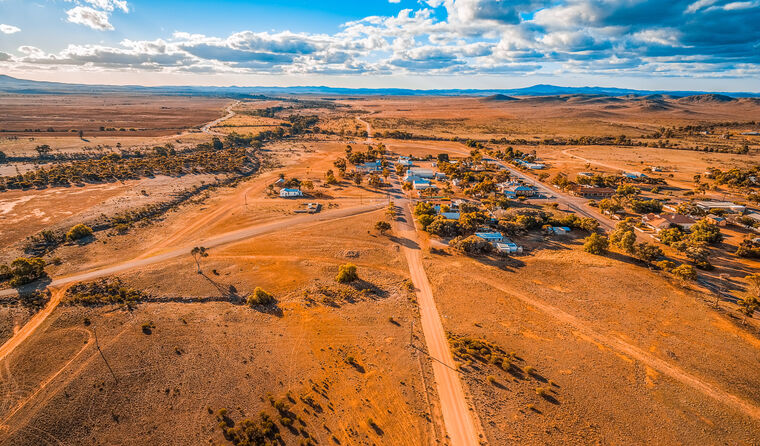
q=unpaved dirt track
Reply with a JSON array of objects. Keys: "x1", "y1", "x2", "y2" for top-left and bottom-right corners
[
  {"x1": 396, "y1": 199, "x2": 482, "y2": 446},
  {"x1": 200, "y1": 101, "x2": 239, "y2": 135},
  {"x1": 0, "y1": 287, "x2": 68, "y2": 363},
  {"x1": 479, "y1": 275, "x2": 760, "y2": 423},
  {"x1": 0, "y1": 202, "x2": 384, "y2": 363},
  {"x1": 366, "y1": 117, "x2": 482, "y2": 445}
]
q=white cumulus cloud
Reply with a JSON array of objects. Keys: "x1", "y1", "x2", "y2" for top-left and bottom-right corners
[
  {"x1": 0, "y1": 24, "x2": 21, "y2": 34},
  {"x1": 66, "y1": 6, "x2": 114, "y2": 30}
]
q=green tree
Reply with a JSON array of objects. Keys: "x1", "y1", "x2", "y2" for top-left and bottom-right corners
[
  {"x1": 190, "y1": 246, "x2": 209, "y2": 274},
  {"x1": 336, "y1": 263, "x2": 359, "y2": 283},
  {"x1": 672, "y1": 264, "x2": 697, "y2": 282},
  {"x1": 598, "y1": 198, "x2": 623, "y2": 215},
  {"x1": 9, "y1": 257, "x2": 46, "y2": 287},
  {"x1": 66, "y1": 224, "x2": 93, "y2": 242},
  {"x1": 658, "y1": 227, "x2": 684, "y2": 246},
  {"x1": 616, "y1": 184, "x2": 640, "y2": 197},
  {"x1": 689, "y1": 219, "x2": 723, "y2": 244},
  {"x1": 583, "y1": 233, "x2": 609, "y2": 255},
  {"x1": 374, "y1": 220, "x2": 391, "y2": 235},
  {"x1": 211, "y1": 137, "x2": 224, "y2": 151},
  {"x1": 739, "y1": 274, "x2": 760, "y2": 324},
  {"x1": 634, "y1": 242, "x2": 664, "y2": 265},
  {"x1": 450, "y1": 235, "x2": 493, "y2": 255}
]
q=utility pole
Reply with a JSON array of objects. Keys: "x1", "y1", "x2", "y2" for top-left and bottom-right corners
[{"x1": 93, "y1": 326, "x2": 118, "y2": 385}]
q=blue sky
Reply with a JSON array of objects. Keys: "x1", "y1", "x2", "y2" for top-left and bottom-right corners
[{"x1": 1, "y1": 0, "x2": 759, "y2": 91}]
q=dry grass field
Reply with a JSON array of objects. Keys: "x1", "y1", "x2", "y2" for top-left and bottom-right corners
[
  {"x1": 1, "y1": 93, "x2": 759, "y2": 445},
  {"x1": 0, "y1": 95, "x2": 229, "y2": 136}
]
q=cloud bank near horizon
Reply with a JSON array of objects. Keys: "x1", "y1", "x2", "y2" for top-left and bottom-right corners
[{"x1": 2, "y1": 0, "x2": 760, "y2": 82}]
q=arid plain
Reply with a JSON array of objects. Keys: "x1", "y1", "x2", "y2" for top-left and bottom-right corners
[{"x1": 1, "y1": 93, "x2": 759, "y2": 445}]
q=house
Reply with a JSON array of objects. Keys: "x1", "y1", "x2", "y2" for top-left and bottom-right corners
[
  {"x1": 706, "y1": 214, "x2": 727, "y2": 227},
  {"x1": 695, "y1": 200, "x2": 746, "y2": 214},
  {"x1": 577, "y1": 172, "x2": 594, "y2": 178},
  {"x1": 516, "y1": 160, "x2": 546, "y2": 169},
  {"x1": 408, "y1": 168, "x2": 435, "y2": 179},
  {"x1": 624, "y1": 171, "x2": 647, "y2": 179},
  {"x1": 547, "y1": 226, "x2": 571, "y2": 235},
  {"x1": 643, "y1": 213, "x2": 696, "y2": 231},
  {"x1": 500, "y1": 184, "x2": 535, "y2": 198},
  {"x1": 280, "y1": 188, "x2": 303, "y2": 198},
  {"x1": 744, "y1": 213, "x2": 760, "y2": 224},
  {"x1": 440, "y1": 212, "x2": 461, "y2": 220},
  {"x1": 475, "y1": 232, "x2": 504, "y2": 243},
  {"x1": 435, "y1": 172, "x2": 447, "y2": 180},
  {"x1": 397, "y1": 156, "x2": 413, "y2": 167},
  {"x1": 412, "y1": 179, "x2": 434, "y2": 190},
  {"x1": 495, "y1": 241, "x2": 523, "y2": 254},
  {"x1": 452, "y1": 178, "x2": 462, "y2": 187},
  {"x1": 570, "y1": 185, "x2": 616, "y2": 199},
  {"x1": 356, "y1": 161, "x2": 383, "y2": 173}
]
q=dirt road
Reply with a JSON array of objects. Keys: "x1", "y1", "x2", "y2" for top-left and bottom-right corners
[
  {"x1": 0, "y1": 287, "x2": 68, "y2": 363},
  {"x1": 0, "y1": 201, "x2": 384, "y2": 364},
  {"x1": 395, "y1": 199, "x2": 482, "y2": 445},
  {"x1": 200, "y1": 100, "x2": 239, "y2": 135}
]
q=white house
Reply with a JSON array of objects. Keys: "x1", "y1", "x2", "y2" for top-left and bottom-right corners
[
  {"x1": 356, "y1": 161, "x2": 383, "y2": 173},
  {"x1": 413, "y1": 179, "x2": 435, "y2": 190},
  {"x1": 695, "y1": 201, "x2": 746, "y2": 214},
  {"x1": 408, "y1": 168, "x2": 435, "y2": 179},
  {"x1": 280, "y1": 188, "x2": 303, "y2": 198},
  {"x1": 495, "y1": 241, "x2": 523, "y2": 254},
  {"x1": 475, "y1": 232, "x2": 504, "y2": 243},
  {"x1": 397, "y1": 156, "x2": 413, "y2": 167},
  {"x1": 546, "y1": 226, "x2": 572, "y2": 235}
]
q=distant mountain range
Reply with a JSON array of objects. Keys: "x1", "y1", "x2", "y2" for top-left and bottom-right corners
[{"x1": 1, "y1": 74, "x2": 759, "y2": 98}]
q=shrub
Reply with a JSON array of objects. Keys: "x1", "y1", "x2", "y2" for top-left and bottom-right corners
[
  {"x1": 374, "y1": 220, "x2": 391, "y2": 234},
  {"x1": 65, "y1": 278, "x2": 144, "y2": 306},
  {"x1": 66, "y1": 224, "x2": 94, "y2": 242},
  {"x1": 247, "y1": 287, "x2": 275, "y2": 306},
  {"x1": 450, "y1": 235, "x2": 493, "y2": 255},
  {"x1": 672, "y1": 264, "x2": 697, "y2": 282},
  {"x1": 336, "y1": 263, "x2": 358, "y2": 283},
  {"x1": 655, "y1": 260, "x2": 676, "y2": 271},
  {"x1": 8, "y1": 257, "x2": 46, "y2": 287},
  {"x1": 583, "y1": 233, "x2": 609, "y2": 255},
  {"x1": 141, "y1": 321, "x2": 155, "y2": 334}
]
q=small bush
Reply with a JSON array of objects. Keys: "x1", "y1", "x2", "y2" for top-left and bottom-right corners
[
  {"x1": 247, "y1": 287, "x2": 275, "y2": 306},
  {"x1": 336, "y1": 263, "x2": 358, "y2": 283},
  {"x1": 66, "y1": 224, "x2": 94, "y2": 242},
  {"x1": 141, "y1": 321, "x2": 155, "y2": 334}
]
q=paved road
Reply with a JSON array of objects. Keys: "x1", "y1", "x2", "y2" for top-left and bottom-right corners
[{"x1": 395, "y1": 198, "x2": 482, "y2": 446}]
